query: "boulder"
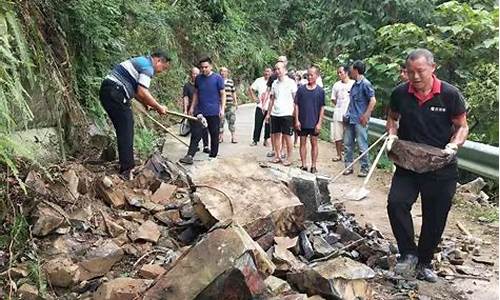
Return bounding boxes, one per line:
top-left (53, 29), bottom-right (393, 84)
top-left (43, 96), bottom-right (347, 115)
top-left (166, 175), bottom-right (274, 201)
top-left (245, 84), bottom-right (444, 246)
top-left (44, 257), bottom-right (80, 288)
top-left (94, 278), bottom-right (153, 300)
top-left (144, 224), bottom-right (275, 300)
top-left (194, 252), bottom-right (268, 300)
top-left (78, 240), bottom-right (124, 281)
top-left (287, 257), bottom-right (375, 300)
top-left (388, 139), bottom-right (455, 173)
top-left (190, 158), bottom-right (304, 239)
top-left (289, 172), bottom-right (329, 220)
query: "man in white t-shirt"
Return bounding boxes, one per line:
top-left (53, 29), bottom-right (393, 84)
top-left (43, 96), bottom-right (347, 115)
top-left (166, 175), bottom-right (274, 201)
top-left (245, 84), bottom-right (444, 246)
top-left (266, 61), bottom-right (297, 166)
top-left (249, 67), bottom-right (272, 146)
top-left (331, 65), bottom-right (354, 161)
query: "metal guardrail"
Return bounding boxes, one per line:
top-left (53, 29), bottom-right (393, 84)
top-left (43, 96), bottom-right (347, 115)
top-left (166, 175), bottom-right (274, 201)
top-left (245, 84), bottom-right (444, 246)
top-left (324, 107), bottom-right (499, 180)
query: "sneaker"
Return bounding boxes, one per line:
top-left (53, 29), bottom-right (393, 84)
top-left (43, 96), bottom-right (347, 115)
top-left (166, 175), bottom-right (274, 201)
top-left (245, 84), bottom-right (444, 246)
top-left (394, 254), bottom-right (418, 277)
top-left (208, 156), bottom-right (217, 161)
top-left (203, 147), bottom-right (210, 154)
top-left (342, 168), bottom-right (353, 175)
top-left (179, 155), bottom-right (194, 165)
top-left (416, 263), bottom-right (438, 283)
top-left (358, 169), bottom-right (369, 177)
top-left (250, 141), bottom-right (258, 146)
top-left (266, 151), bottom-right (275, 158)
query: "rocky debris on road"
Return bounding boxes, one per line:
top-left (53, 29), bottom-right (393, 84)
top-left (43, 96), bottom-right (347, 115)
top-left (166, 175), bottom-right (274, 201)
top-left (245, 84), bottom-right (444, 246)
top-left (4, 152), bottom-right (495, 300)
top-left (455, 177), bottom-right (492, 207)
top-left (388, 139), bottom-right (455, 173)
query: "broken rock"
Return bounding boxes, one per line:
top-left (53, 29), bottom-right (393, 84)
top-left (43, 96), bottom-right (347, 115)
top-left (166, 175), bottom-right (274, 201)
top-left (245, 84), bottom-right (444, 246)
top-left (139, 264), bottom-right (166, 279)
top-left (97, 177), bottom-right (126, 208)
top-left (130, 220), bottom-right (161, 243)
top-left (78, 240), bottom-right (124, 281)
top-left (94, 278), bottom-right (153, 300)
top-left (287, 256), bottom-right (375, 300)
top-left (25, 170), bottom-right (48, 195)
top-left (144, 224), bottom-right (275, 300)
top-left (191, 158), bottom-right (304, 238)
top-left (264, 275), bottom-right (292, 296)
top-left (310, 235), bottom-right (335, 257)
top-left (194, 252), bottom-right (268, 299)
top-left (32, 202), bottom-right (65, 237)
top-left (44, 257), bottom-right (80, 288)
top-left (150, 182), bottom-right (177, 205)
top-left (388, 139), bottom-right (455, 173)
top-left (17, 283), bottom-right (38, 300)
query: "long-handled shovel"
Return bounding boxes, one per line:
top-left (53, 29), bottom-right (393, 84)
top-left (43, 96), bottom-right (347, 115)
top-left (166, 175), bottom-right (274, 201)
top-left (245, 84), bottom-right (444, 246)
top-left (346, 137), bottom-right (389, 201)
top-left (165, 110), bottom-right (208, 128)
top-left (329, 132), bottom-right (388, 183)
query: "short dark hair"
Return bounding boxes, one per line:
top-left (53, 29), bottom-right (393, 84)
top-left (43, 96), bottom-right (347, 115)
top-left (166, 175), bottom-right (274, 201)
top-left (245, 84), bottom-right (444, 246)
top-left (151, 50), bottom-right (171, 62)
top-left (352, 60), bottom-right (365, 75)
top-left (199, 56), bottom-right (212, 65)
top-left (399, 63), bottom-right (406, 69)
top-left (309, 65), bottom-right (320, 75)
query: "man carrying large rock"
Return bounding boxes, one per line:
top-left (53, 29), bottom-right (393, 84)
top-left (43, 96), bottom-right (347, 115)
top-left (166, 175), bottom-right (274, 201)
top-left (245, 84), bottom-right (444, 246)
top-left (100, 51), bottom-right (170, 180)
top-left (386, 48), bottom-right (469, 282)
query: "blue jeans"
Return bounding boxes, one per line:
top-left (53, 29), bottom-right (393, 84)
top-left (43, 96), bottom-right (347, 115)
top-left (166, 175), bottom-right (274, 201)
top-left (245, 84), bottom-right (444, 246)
top-left (344, 123), bottom-right (370, 171)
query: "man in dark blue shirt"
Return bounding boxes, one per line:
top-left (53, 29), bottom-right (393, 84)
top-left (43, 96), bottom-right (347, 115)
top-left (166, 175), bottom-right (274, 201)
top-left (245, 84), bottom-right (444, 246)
top-left (100, 51), bottom-right (170, 180)
top-left (294, 66), bottom-right (325, 173)
top-left (180, 56), bottom-right (226, 164)
top-left (343, 60), bottom-right (377, 177)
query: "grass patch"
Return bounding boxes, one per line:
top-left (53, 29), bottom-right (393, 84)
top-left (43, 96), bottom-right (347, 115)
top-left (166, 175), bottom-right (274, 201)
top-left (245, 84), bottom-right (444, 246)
top-left (134, 127), bottom-right (157, 159)
top-left (469, 206), bottom-right (499, 223)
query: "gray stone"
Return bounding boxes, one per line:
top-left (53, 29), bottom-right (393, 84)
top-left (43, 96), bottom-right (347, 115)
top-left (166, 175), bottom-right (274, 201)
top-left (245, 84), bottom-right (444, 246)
top-left (299, 231), bottom-right (314, 260)
top-left (310, 235), bottom-right (335, 257)
top-left (287, 257), bottom-right (375, 300)
top-left (388, 139), bottom-right (455, 173)
top-left (144, 224), bottom-right (275, 300)
top-left (264, 275), bottom-right (292, 296)
top-left (457, 177), bottom-right (486, 195)
top-left (289, 172), bottom-right (325, 220)
top-left (78, 240), bottom-right (124, 281)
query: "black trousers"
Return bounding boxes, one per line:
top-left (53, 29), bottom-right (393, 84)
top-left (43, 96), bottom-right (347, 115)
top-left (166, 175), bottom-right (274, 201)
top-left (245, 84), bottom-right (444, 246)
top-left (188, 115), bottom-right (220, 157)
top-left (99, 80), bottom-right (135, 173)
top-left (252, 107), bottom-right (270, 143)
top-left (387, 171), bottom-right (456, 265)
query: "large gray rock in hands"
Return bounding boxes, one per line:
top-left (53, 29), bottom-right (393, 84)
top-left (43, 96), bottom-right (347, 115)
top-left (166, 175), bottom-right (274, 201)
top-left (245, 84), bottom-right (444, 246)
top-left (388, 139), bottom-right (455, 173)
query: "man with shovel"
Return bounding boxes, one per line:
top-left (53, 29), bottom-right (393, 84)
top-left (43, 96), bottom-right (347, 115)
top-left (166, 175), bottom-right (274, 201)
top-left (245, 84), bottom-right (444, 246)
top-left (386, 48), bottom-right (468, 282)
top-left (100, 51), bottom-right (170, 180)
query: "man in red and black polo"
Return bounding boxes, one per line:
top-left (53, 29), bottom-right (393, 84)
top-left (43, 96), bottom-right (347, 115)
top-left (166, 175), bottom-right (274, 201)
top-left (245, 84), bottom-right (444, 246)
top-left (386, 49), bottom-right (469, 282)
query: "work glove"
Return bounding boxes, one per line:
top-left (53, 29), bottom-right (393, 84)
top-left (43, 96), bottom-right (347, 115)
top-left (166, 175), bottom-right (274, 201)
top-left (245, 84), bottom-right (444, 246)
top-left (443, 143), bottom-right (458, 156)
top-left (386, 134), bottom-right (398, 152)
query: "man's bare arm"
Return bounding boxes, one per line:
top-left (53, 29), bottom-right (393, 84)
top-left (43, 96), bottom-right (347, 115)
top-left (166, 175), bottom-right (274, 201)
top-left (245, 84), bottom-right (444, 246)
top-left (450, 113), bottom-right (468, 147)
top-left (136, 86), bottom-right (165, 114)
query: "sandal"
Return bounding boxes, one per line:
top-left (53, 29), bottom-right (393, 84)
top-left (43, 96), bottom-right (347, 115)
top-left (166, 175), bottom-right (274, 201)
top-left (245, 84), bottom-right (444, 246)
top-left (271, 158), bottom-right (282, 164)
top-left (310, 167), bottom-right (317, 174)
top-left (332, 156), bottom-right (342, 162)
top-left (282, 160), bottom-right (292, 167)
top-left (300, 166), bottom-right (308, 171)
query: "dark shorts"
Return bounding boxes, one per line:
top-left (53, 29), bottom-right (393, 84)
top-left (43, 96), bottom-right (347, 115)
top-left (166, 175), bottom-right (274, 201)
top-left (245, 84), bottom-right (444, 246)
top-left (297, 128), bottom-right (319, 137)
top-left (271, 116), bottom-right (294, 135)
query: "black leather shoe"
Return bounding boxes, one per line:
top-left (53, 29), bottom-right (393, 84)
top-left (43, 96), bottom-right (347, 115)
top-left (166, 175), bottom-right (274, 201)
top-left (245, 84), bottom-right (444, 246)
top-left (179, 155), bottom-right (194, 165)
top-left (416, 263), bottom-right (438, 283)
top-left (203, 147), bottom-right (210, 153)
top-left (394, 254), bottom-right (418, 277)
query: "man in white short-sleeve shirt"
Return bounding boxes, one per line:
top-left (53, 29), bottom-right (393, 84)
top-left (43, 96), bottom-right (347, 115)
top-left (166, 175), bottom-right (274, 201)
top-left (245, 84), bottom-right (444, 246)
top-left (331, 65), bottom-right (354, 161)
top-left (249, 67), bottom-right (272, 146)
top-left (266, 61), bottom-right (297, 166)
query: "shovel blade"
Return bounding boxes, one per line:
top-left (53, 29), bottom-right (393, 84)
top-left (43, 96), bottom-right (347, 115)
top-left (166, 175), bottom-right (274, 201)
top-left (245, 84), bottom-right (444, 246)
top-left (346, 187), bottom-right (370, 201)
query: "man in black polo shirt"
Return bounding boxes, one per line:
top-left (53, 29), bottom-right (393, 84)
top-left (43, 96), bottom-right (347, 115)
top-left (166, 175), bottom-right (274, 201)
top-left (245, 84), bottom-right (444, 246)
top-left (386, 49), bottom-right (469, 282)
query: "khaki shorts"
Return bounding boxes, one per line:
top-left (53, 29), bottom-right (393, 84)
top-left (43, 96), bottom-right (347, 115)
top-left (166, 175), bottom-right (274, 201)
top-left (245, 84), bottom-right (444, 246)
top-left (331, 121), bottom-right (344, 142)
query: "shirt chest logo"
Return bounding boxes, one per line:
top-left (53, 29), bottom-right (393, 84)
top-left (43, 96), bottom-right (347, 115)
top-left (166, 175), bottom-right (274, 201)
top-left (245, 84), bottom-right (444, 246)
top-left (430, 106), bottom-right (446, 113)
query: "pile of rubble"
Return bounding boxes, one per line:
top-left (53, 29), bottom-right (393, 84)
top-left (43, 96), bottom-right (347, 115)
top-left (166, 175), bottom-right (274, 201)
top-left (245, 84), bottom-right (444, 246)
top-left (1, 154), bottom-right (495, 300)
top-left (454, 177), bottom-right (493, 208)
